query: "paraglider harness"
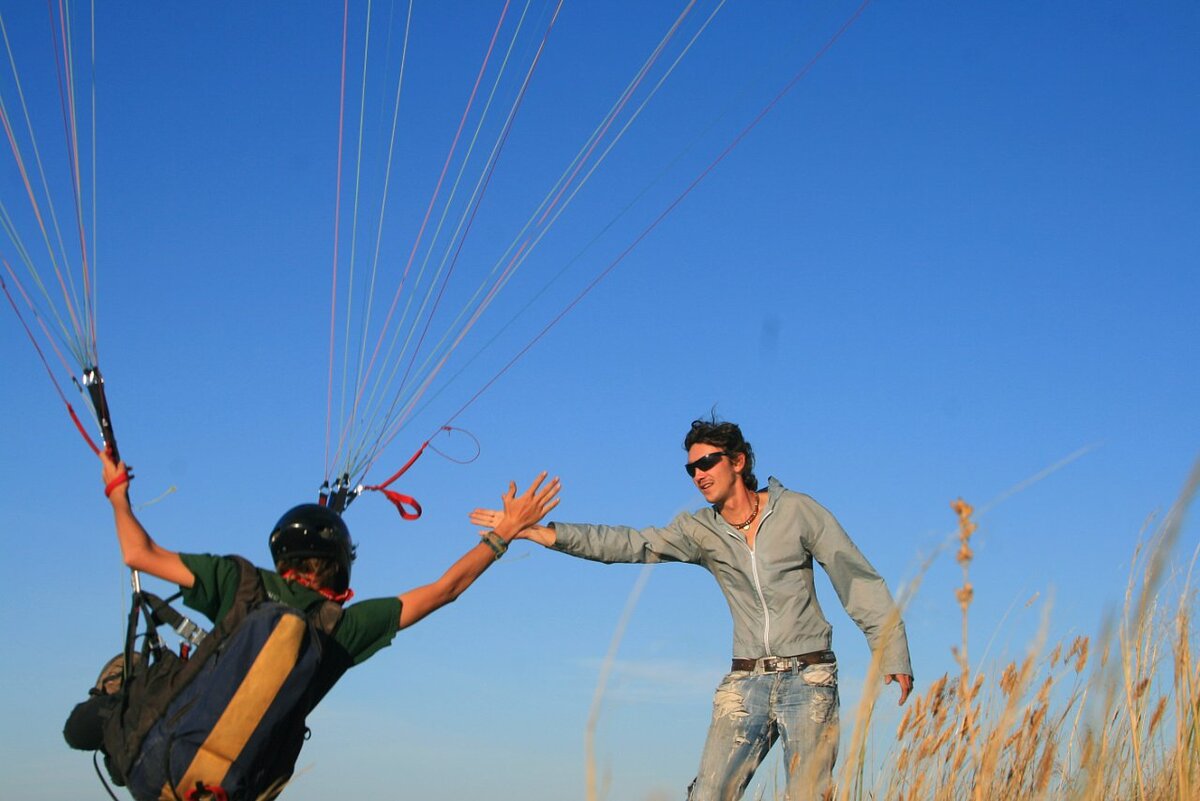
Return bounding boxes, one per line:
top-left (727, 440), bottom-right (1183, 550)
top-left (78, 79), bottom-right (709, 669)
top-left (69, 557), bottom-right (349, 801)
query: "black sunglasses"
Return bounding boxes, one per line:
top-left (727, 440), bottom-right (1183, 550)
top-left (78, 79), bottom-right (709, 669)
top-left (685, 451), bottom-right (729, 477)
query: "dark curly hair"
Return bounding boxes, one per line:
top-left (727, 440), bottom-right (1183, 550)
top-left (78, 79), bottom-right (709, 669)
top-left (684, 417), bottom-right (757, 491)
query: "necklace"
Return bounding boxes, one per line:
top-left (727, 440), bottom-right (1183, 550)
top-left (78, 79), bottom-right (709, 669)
top-left (724, 491), bottom-right (760, 531)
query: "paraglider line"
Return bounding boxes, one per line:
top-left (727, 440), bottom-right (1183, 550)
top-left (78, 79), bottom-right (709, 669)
top-left (2, 266), bottom-right (98, 454)
top-left (355, 0), bottom-right (513, 426)
top-left (350, 0), bottom-right (559, 480)
top-left (48, 0), bottom-right (93, 357)
top-left (436, 0), bottom-right (877, 433)
top-left (326, 0), bottom-right (352, 477)
top-left (394, 1), bottom-right (560, 401)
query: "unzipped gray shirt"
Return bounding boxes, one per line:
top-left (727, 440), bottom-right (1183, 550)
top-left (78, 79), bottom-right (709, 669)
top-left (550, 477), bottom-right (913, 676)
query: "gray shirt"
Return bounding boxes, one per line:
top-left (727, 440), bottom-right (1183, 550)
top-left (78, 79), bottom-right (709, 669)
top-left (551, 476), bottom-right (913, 676)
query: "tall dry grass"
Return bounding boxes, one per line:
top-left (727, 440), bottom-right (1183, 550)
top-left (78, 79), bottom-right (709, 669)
top-left (837, 460), bottom-right (1199, 801)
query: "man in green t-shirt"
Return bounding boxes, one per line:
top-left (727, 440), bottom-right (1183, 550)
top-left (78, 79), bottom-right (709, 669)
top-left (69, 450), bottom-right (558, 768)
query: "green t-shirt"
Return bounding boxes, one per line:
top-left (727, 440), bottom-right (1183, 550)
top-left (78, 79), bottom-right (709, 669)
top-left (179, 553), bottom-right (401, 666)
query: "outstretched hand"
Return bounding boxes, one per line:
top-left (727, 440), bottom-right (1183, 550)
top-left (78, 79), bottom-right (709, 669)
top-left (395, 472), bottom-right (560, 631)
top-left (492, 472), bottom-right (561, 540)
top-left (472, 473), bottom-right (560, 544)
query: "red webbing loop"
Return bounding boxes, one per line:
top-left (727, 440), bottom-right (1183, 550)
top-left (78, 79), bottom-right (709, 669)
top-left (374, 488), bottom-right (423, 520)
top-left (359, 428), bottom-right (450, 521)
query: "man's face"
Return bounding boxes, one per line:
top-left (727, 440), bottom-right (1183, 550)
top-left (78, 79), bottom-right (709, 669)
top-left (686, 443), bottom-right (743, 504)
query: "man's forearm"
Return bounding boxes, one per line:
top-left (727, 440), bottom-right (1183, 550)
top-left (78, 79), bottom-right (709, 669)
top-left (108, 494), bottom-right (194, 587)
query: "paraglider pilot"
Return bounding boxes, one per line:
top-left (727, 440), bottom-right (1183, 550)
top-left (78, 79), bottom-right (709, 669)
top-left (66, 448), bottom-right (558, 797)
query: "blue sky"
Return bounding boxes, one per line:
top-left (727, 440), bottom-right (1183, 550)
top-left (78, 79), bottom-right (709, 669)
top-left (2, 2), bottom-right (1197, 799)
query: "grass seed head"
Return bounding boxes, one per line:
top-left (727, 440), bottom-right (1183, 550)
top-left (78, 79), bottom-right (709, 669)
top-left (1068, 635), bottom-right (1090, 673)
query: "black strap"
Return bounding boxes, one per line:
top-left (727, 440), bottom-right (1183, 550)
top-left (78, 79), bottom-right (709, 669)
top-left (92, 751), bottom-right (122, 801)
top-left (309, 600), bottom-right (344, 637)
top-left (138, 594), bottom-right (200, 644)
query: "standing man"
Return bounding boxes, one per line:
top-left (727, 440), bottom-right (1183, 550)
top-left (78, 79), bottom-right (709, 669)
top-left (471, 418), bottom-right (912, 801)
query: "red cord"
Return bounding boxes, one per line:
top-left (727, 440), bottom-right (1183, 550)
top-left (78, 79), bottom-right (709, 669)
top-left (104, 471), bottom-right (129, 498)
top-left (357, 431), bottom-right (442, 520)
top-left (69, 404), bottom-right (102, 455)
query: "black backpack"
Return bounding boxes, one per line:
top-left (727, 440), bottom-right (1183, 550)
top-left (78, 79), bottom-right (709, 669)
top-left (72, 556), bottom-right (351, 801)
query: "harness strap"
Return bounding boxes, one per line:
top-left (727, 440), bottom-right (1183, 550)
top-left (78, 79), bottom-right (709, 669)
top-left (143, 593), bottom-right (207, 647)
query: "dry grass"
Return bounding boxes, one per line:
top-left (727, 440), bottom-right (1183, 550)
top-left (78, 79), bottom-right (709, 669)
top-left (837, 460), bottom-right (1200, 801)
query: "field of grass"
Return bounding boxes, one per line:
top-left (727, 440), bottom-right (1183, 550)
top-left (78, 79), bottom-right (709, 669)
top-left (831, 465), bottom-right (1199, 801)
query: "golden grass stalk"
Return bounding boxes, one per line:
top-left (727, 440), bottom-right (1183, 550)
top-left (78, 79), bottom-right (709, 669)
top-left (855, 457), bottom-right (1199, 801)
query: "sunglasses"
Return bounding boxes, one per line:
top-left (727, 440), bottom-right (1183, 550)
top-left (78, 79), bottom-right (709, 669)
top-left (685, 451), bottom-right (729, 477)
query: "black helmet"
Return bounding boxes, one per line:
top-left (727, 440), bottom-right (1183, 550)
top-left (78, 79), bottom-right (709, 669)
top-left (268, 504), bottom-right (356, 592)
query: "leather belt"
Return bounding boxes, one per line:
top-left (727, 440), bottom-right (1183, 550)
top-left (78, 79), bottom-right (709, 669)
top-left (731, 650), bottom-right (836, 673)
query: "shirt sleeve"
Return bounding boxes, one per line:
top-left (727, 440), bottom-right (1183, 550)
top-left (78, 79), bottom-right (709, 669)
top-left (550, 512), bottom-right (703, 565)
top-left (179, 552), bottom-right (242, 625)
top-left (800, 498), bottom-right (914, 677)
top-left (336, 597), bottom-right (403, 665)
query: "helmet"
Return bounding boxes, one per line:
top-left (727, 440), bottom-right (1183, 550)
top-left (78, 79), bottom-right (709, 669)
top-left (268, 504), bottom-right (356, 592)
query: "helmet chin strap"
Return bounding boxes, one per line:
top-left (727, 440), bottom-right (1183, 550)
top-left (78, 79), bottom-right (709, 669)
top-left (279, 569), bottom-right (355, 604)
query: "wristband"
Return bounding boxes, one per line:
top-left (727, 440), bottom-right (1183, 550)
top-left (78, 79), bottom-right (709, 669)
top-left (104, 471), bottom-right (130, 498)
top-left (480, 530), bottom-right (509, 560)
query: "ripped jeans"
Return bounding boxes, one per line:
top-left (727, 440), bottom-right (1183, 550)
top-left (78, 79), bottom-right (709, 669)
top-left (687, 660), bottom-right (839, 801)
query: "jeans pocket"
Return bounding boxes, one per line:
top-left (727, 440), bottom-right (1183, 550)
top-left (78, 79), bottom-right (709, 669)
top-left (800, 660), bottom-right (837, 688)
top-left (712, 673), bottom-right (751, 721)
top-left (799, 661), bottom-right (838, 724)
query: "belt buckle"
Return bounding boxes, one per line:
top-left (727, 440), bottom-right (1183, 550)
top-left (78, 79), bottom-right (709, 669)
top-left (761, 657), bottom-right (785, 672)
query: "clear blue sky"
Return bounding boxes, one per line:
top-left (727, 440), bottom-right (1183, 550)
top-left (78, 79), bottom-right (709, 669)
top-left (2, 2), bottom-right (1197, 799)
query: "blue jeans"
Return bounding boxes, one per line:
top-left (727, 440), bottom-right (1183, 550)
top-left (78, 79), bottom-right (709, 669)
top-left (687, 661), bottom-right (839, 801)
